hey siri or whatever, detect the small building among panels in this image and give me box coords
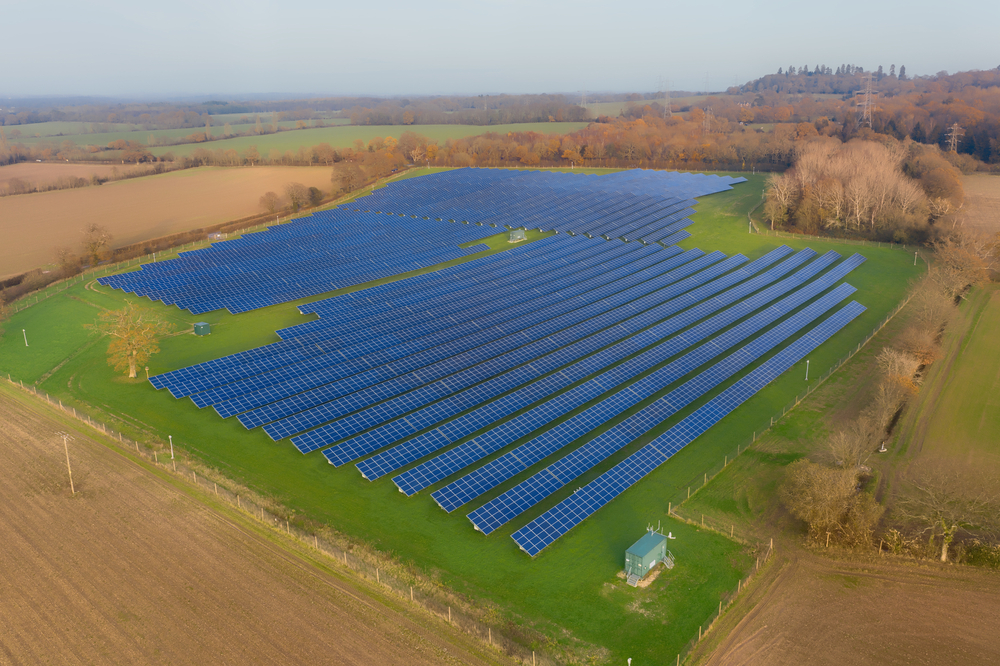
[625,529,673,586]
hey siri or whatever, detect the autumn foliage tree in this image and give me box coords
[88,301,172,378]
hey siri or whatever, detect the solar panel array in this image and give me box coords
[357,168,747,243]
[97,209,499,314]
[511,300,866,556]
[130,167,871,560]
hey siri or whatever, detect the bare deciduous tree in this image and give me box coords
[86,301,172,378]
[81,223,112,267]
[259,191,281,214]
[284,182,309,212]
[896,465,1000,562]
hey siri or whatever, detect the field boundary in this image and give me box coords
[656,291,913,663]
[0,374,558,666]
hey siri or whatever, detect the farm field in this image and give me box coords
[0,385,500,666]
[0,166,338,277]
[11,121,311,148]
[148,122,589,159]
[895,284,1000,476]
[0,169,922,663]
[0,162,148,192]
[959,174,1000,235]
[691,550,1000,665]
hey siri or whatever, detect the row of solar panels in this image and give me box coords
[148,233,864,554]
[357,168,745,242]
[98,209,499,314]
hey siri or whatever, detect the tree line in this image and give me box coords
[781,229,999,563]
[763,138,965,243]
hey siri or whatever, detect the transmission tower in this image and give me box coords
[857,71,876,128]
[946,123,965,152]
[703,107,714,133]
[658,76,672,118]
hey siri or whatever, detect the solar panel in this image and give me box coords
[511,301,867,556]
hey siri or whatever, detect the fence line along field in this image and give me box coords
[0,385,500,666]
[0,165,337,277]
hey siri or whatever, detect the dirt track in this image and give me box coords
[0,386,496,665]
[695,549,1000,665]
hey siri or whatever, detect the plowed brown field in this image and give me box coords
[960,174,1000,235]
[0,162,145,192]
[0,166,336,277]
[694,550,1000,666]
[0,386,497,666]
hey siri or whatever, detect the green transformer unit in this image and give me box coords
[624,530,670,585]
[193,322,211,336]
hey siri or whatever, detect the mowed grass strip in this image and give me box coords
[902,284,1000,470]
[0,171,921,663]
[0,165,339,277]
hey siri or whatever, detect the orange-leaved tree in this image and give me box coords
[88,301,172,378]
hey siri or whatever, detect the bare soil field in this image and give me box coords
[0,386,498,666]
[0,166,336,277]
[959,174,1000,235]
[0,162,149,193]
[693,550,1000,665]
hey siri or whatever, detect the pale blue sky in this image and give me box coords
[4,0,998,97]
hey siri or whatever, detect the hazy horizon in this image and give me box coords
[4,0,998,98]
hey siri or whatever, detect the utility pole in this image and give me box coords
[945,123,964,152]
[58,431,75,495]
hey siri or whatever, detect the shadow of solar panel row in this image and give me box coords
[149,235,589,390]
[390,249,850,499]
[471,282,861,537]
[511,300,866,556]
[167,239,651,399]
[202,244,674,413]
[283,250,730,451]
[354,168,745,243]
[352,247,811,483]
[99,209,501,315]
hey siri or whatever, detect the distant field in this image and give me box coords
[0,162,145,192]
[586,96,712,117]
[9,120,306,148]
[0,166,337,277]
[148,122,590,159]
[960,174,1000,235]
[2,116,350,141]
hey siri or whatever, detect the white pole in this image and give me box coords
[22,329,28,346]
[63,434,74,495]
[914,251,918,266]
[805,360,810,381]
[169,435,174,460]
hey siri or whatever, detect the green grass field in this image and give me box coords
[0,170,921,663]
[897,285,1000,470]
[143,122,588,159]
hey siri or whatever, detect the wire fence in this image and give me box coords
[656,292,912,663]
[3,375,556,666]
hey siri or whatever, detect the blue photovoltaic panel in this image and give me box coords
[404,251,862,503]
[467,280,862,535]
[511,301,867,556]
